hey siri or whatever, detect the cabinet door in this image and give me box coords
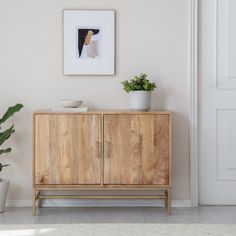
[104,114,170,185]
[34,114,101,185]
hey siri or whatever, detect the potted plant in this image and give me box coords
[121,73,157,111]
[0,104,23,213]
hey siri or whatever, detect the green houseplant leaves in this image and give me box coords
[0,104,23,172]
[121,73,157,93]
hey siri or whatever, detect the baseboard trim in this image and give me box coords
[6,199,192,208]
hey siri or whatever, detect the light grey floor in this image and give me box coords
[0,206,236,224]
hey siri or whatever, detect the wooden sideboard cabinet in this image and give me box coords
[33,111,172,215]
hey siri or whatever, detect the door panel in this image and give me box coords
[104,114,170,185]
[199,0,236,204]
[35,114,101,185]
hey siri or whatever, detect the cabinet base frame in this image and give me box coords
[32,187,171,216]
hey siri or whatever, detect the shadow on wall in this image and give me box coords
[172,111,190,199]
[151,89,167,110]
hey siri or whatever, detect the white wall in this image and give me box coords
[0,0,190,204]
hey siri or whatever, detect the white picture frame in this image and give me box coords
[63,10,115,75]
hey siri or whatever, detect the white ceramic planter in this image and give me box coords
[0,179,9,213]
[129,91,151,111]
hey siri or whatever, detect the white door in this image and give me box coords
[199,0,236,204]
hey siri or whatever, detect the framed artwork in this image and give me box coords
[63,10,115,75]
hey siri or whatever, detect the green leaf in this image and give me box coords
[0,148,12,155]
[0,104,23,125]
[121,73,157,92]
[0,125,15,146]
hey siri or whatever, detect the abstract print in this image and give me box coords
[78,28,100,59]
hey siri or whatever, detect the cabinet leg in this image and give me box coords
[32,188,36,216]
[164,190,168,207]
[36,191,41,208]
[167,188,171,215]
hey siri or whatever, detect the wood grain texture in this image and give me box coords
[34,114,101,185]
[33,111,172,215]
[34,110,171,115]
[104,114,170,185]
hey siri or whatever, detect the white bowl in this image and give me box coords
[60,99,83,108]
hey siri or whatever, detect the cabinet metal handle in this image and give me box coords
[139,135,143,144]
[96,141,100,158]
[106,141,111,158]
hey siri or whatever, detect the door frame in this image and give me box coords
[190,0,199,206]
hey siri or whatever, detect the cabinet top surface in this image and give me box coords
[33,110,171,115]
